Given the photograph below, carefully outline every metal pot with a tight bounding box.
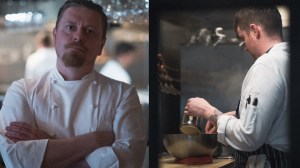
[163,134,218,160]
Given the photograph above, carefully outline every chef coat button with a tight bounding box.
[90,104,97,111]
[90,104,94,110]
[99,152,104,159]
[53,79,57,84]
[93,81,97,85]
[52,104,57,109]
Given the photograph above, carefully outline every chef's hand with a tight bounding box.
[94,131,115,147]
[205,120,217,134]
[204,111,234,134]
[184,97,216,119]
[5,121,53,142]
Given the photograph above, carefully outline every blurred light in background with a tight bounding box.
[96,0,149,24]
[4,11,44,27]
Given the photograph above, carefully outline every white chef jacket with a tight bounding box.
[25,48,57,79]
[0,68,146,168]
[217,42,289,152]
[100,60,131,84]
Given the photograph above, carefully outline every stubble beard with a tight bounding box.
[61,51,85,68]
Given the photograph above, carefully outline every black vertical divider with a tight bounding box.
[149,1,159,167]
[289,1,300,167]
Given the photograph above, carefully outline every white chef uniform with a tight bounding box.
[100,60,131,84]
[0,68,146,168]
[25,48,57,79]
[217,42,289,167]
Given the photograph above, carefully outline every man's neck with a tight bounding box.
[117,57,129,68]
[57,62,93,81]
[259,36,283,56]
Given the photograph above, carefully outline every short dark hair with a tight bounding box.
[36,30,53,47]
[233,6,283,38]
[55,0,108,39]
[115,42,136,57]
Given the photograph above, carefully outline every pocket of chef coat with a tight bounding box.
[240,104,258,131]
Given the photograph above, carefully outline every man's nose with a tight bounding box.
[73,29,85,43]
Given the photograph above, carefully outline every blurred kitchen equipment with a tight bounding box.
[163,134,218,160]
[185,26,242,47]
[96,0,149,24]
[187,28,212,46]
[180,113,201,135]
[213,27,226,46]
[157,53,180,95]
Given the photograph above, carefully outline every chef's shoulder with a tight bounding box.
[96,72,137,94]
[8,70,52,95]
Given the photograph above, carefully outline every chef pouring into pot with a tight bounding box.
[184,6,289,168]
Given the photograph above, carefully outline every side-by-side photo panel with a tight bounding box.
[150,1,294,168]
[0,0,149,167]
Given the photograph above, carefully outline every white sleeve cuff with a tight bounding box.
[85,147,119,168]
[0,135,48,168]
[217,114,232,146]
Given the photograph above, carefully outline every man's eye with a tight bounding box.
[66,25,75,30]
[86,29,94,34]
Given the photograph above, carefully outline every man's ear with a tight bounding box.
[52,27,57,45]
[250,24,260,39]
[97,39,106,56]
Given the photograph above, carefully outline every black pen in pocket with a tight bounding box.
[246,95,251,108]
[252,98,258,106]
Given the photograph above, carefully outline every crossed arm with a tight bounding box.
[1,81,146,168]
[4,122,114,168]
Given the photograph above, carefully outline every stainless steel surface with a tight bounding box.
[163,134,218,160]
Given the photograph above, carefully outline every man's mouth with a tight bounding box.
[65,43,87,53]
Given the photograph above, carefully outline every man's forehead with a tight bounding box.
[59,7,102,26]
[61,7,101,19]
[61,7,85,18]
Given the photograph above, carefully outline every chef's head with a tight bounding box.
[233,6,283,58]
[55,0,108,40]
[53,0,107,68]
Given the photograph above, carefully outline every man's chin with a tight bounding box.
[62,53,85,67]
[64,64,82,68]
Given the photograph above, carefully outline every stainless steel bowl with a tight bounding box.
[163,134,218,160]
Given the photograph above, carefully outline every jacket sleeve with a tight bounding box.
[85,86,147,168]
[0,81,48,168]
[217,63,287,151]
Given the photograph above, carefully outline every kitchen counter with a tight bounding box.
[160,156,234,168]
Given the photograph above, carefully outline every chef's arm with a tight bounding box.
[85,87,147,168]
[225,111,236,117]
[218,65,284,151]
[4,122,114,168]
[42,131,114,168]
[205,109,236,126]
[208,109,223,127]
[205,110,236,134]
